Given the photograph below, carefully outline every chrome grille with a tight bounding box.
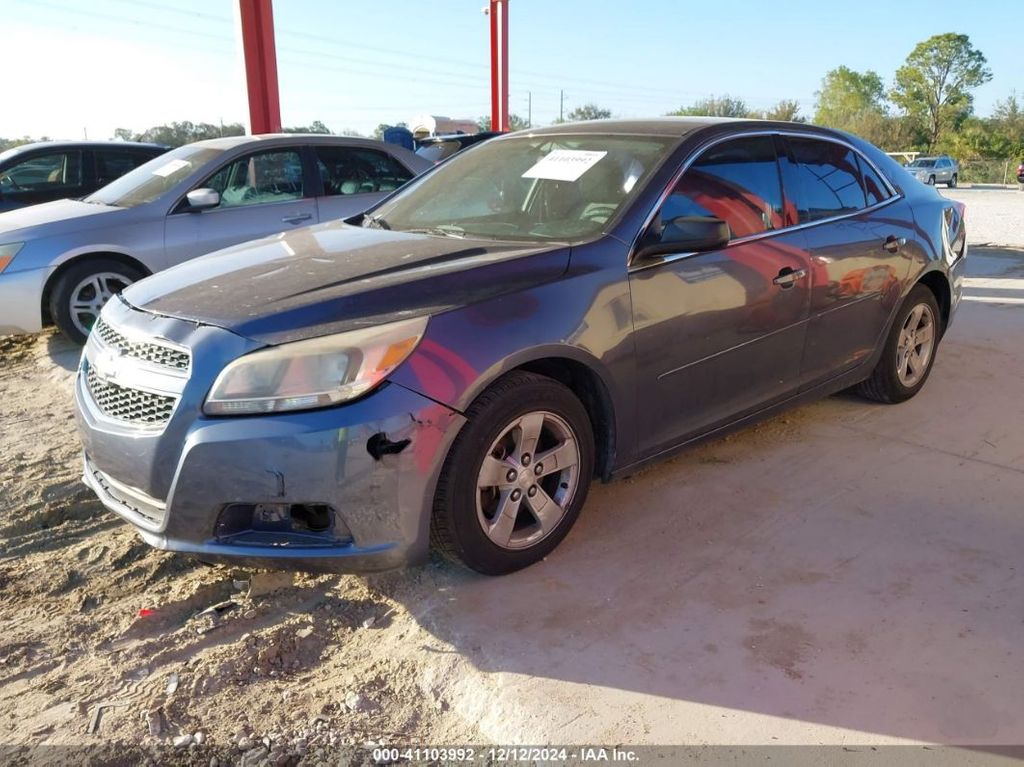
[85,365,177,425]
[93,317,190,371]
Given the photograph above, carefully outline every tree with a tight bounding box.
[815,66,887,123]
[282,120,332,134]
[477,113,530,131]
[668,95,750,118]
[891,33,992,150]
[565,103,612,121]
[813,66,897,146]
[758,99,804,122]
[132,121,245,146]
[113,128,134,141]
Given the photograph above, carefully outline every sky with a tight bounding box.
[2,0,1020,141]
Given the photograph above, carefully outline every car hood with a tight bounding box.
[123,219,570,345]
[0,198,127,239]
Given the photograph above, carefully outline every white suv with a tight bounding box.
[906,155,959,187]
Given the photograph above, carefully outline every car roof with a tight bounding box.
[507,116,850,141]
[188,133,405,150]
[2,140,168,154]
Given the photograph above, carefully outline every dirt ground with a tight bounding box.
[1,247,1023,759]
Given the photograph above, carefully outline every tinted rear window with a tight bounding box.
[788,137,866,223]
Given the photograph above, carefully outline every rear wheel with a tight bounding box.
[857,284,940,404]
[947,174,958,188]
[431,371,594,575]
[49,258,144,344]
[927,175,936,186]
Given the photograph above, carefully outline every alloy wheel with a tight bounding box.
[895,302,935,387]
[68,272,134,338]
[475,410,580,550]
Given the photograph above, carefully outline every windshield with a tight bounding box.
[85,144,224,207]
[368,134,675,242]
[908,159,936,168]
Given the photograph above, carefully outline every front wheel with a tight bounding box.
[49,258,144,344]
[857,285,941,404]
[947,174,958,188]
[431,371,594,575]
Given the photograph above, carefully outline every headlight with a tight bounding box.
[0,242,25,273]
[203,316,428,415]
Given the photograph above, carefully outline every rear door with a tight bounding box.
[163,147,318,265]
[780,135,915,386]
[312,145,415,221]
[629,134,813,455]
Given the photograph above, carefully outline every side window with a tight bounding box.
[314,146,413,197]
[788,137,867,222]
[856,155,892,207]
[95,150,149,186]
[203,150,305,208]
[659,136,783,239]
[0,151,82,191]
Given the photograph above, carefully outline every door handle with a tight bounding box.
[773,267,807,288]
[281,213,313,224]
[882,235,906,253]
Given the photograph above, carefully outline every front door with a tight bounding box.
[629,134,813,457]
[163,148,318,266]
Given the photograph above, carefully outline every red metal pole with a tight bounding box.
[489,0,509,132]
[238,0,282,134]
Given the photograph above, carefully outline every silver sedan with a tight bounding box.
[0,134,431,342]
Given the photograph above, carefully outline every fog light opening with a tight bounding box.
[290,503,332,533]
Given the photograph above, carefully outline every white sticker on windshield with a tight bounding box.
[151,159,190,177]
[522,150,607,182]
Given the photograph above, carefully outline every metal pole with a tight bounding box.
[559,90,564,122]
[527,91,531,128]
[238,0,282,134]
[489,0,509,132]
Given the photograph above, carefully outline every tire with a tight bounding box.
[927,175,936,186]
[431,371,594,575]
[947,174,958,188]
[857,284,941,404]
[48,258,144,344]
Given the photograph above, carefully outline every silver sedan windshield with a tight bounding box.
[85,144,223,208]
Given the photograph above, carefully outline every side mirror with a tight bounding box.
[186,188,220,211]
[637,216,730,260]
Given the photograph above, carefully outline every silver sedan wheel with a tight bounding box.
[896,302,936,387]
[69,272,134,338]
[476,410,580,550]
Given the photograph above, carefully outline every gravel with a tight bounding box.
[938,187,1024,247]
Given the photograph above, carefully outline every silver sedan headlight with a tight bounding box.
[203,316,428,415]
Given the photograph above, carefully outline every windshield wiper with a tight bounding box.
[403,226,466,239]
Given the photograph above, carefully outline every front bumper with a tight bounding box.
[73,300,466,572]
[0,266,50,335]
[78,380,465,571]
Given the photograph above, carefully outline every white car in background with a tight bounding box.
[0,134,431,342]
